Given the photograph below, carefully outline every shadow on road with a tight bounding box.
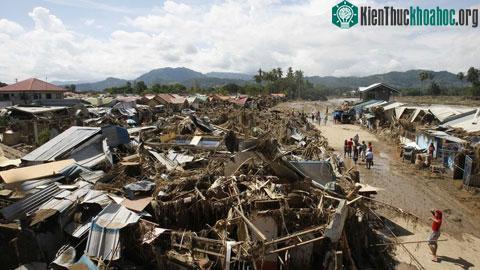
[383,218,415,237]
[437,256,475,269]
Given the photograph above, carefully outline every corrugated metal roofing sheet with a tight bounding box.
[86,223,121,261]
[39,198,74,212]
[358,83,399,93]
[382,102,404,111]
[0,183,61,221]
[353,99,382,110]
[81,190,113,206]
[94,203,140,229]
[8,106,68,114]
[85,203,140,261]
[428,106,472,122]
[65,221,91,238]
[22,126,101,162]
[364,101,388,109]
[441,109,480,133]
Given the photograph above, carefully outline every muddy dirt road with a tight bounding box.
[276,101,480,269]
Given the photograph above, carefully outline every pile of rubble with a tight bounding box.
[0,101,397,269]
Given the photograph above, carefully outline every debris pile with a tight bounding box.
[0,98,395,269]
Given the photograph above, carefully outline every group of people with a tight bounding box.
[344,134,374,169]
[310,111,328,125]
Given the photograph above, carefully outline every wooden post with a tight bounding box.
[335,251,343,270]
[33,120,38,145]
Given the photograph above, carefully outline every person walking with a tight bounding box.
[347,138,353,157]
[428,209,443,262]
[361,141,367,161]
[344,140,348,157]
[324,114,328,125]
[365,148,373,169]
[353,134,359,145]
[353,145,359,165]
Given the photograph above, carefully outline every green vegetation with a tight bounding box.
[252,67,327,100]
[458,67,480,96]
[101,66,480,98]
[104,67,328,100]
[64,84,76,92]
[37,129,51,146]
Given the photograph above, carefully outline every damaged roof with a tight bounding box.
[1,183,62,221]
[441,108,480,133]
[85,203,140,261]
[7,106,68,115]
[358,82,400,93]
[22,126,101,162]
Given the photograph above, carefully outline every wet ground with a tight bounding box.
[276,100,480,270]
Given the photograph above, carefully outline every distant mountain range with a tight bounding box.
[307,70,467,89]
[54,67,468,92]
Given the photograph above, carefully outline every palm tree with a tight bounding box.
[286,67,294,79]
[419,71,433,90]
[294,70,304,99]
[254,68,263,84]
[276,67,283,79]
[457,72,464,81]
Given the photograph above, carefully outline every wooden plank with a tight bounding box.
[0,159,75,184]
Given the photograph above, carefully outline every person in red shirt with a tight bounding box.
[428,209,442,262]
[347,138,353,157]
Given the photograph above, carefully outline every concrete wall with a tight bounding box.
[0,91,64,105]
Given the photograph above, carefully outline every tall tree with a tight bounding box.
[465,67,480,96]
[466,67,479,86]
[254,68,263,84]
[427,82,441,96]
[134,81,147,94]
[286,67,294,79]
[418,71,434,92]
[276,67,283,79]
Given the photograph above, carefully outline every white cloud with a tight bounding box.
[84,19,95,26]
[0,19,24,35]
[163,1,192,14]
[0,1,479,83]
[44,0,133,14]
[28,7,66,32]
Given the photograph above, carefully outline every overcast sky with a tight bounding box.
[0,0,479,83]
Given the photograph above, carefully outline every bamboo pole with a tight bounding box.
[372,239,447,246]
[267,236,326,254]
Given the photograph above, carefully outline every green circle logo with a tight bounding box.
[332,1,358,29]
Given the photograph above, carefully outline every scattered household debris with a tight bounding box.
[0,95,400,269]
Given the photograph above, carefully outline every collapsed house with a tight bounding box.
[351,90,480,188]
[1,105,88,146]
[0,95,404,270]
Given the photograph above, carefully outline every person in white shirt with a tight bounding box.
[365,149,373,169]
